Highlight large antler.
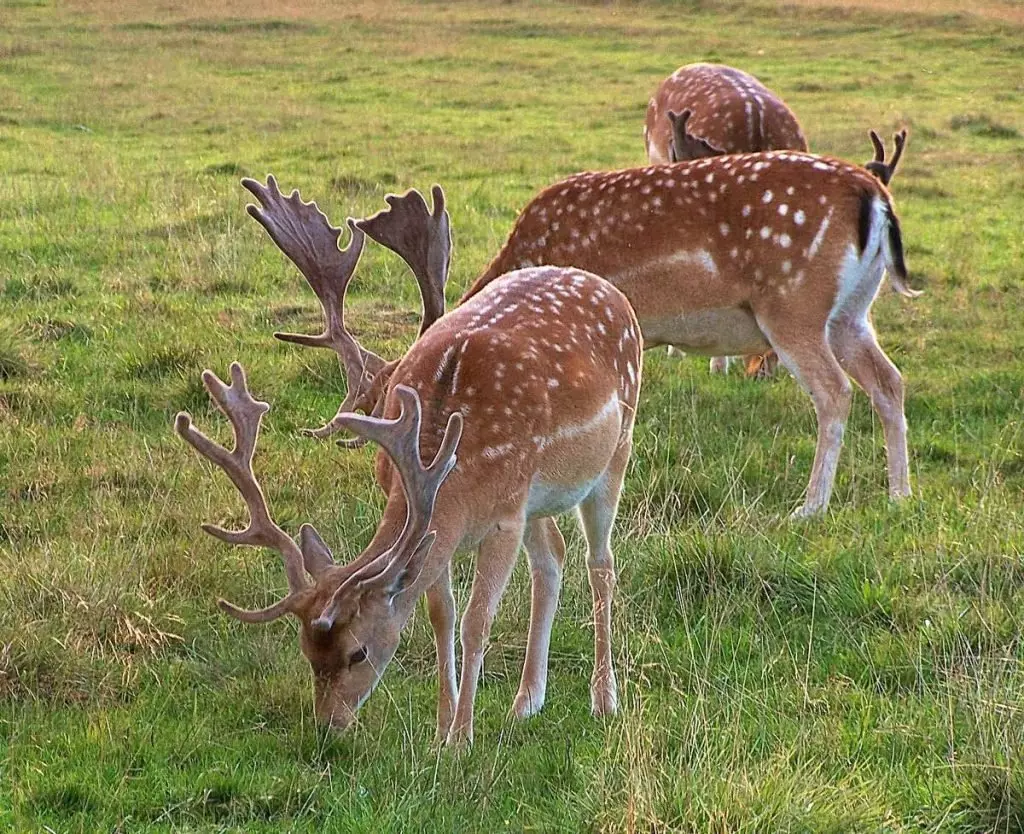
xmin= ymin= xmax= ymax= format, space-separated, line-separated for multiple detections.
xmin=865 ymin=129 xmax=907 ymax=186
xmin=241 ymin=176 xmax=388 ymax=439
xmin=667 ymin=109 xmax=725 ymax=163
xmin=312 ymin=385 xmax=463 ymax=629
xmin=174 ymin=362 xmax=334 ymax=623
xmin=356 ymin=185 xmax=452 ymax=336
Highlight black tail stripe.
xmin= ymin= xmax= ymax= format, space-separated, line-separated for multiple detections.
xmin=857 ymin=189 xmax=873 ymax=255
xmin=886 ymin=202 xmax=909 ymax=280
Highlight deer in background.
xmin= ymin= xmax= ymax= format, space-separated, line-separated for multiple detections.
xmin=176 ymin=177 xmax=643 ymax=746
xmin=645 ymin=63 xmax=808 ymax=165
xmin=645 ymin=63 xmax=809 ymax=379
xmin=464 ymin=151 xmax=919 ymax=519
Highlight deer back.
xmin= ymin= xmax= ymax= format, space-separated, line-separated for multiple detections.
xmin=378 ymin=266 xmax=641 ymax=530
xmin=467 ymin=153 xmax=898 ymax=331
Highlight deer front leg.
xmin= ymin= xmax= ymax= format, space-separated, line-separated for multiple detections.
xmin=447 ymin=519 xmax=524 ymax=747
xmin=577 ymin=440 xmax=630 ymax=717
xmin=512 ymin=517 xmax=566 ymax=720
xmin=424 ymin=564 xmax=458 ymax=744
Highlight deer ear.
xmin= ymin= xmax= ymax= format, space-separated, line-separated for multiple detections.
xmin=299 ymin=523 xmax=334 ymax=577
xmin=383 ymin=531 xmax=438 ymax=603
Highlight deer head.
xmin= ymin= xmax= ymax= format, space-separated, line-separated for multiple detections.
xmin=175 ymin=362 xmax=461 ymax=730
xmin=667 ymin=109 xmax=726 ymax=162
xmin=864 ymin=129 xmax=907 ymax=186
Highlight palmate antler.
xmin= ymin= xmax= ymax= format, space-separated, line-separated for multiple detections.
xmin=242 ymin=177 xmax=454 ymax=445
xmin=356 ymin=185 xmax=452 ymax=336
xmin=241 ymin=176 xmax=387 ymax=443
xmin=865 ymin=129 xmax=908 ymax=186
xmin=311 ymin=385 xmax=463 ymax=630
xmin=174 ymin=362 xmax=334 ymax=623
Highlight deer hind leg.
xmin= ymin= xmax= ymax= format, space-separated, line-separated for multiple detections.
xmin=424 ymin=564 xmax=459 ymax=743
xmin=744 ymin=349 xmax=779 ymax=380
xmin=761 ymin=322 xmax=853 ymax=518
xmin=709 ymin=355 xmax=731 ymax=374
xmin=577 ymin=439 xmax=631 ymax=717
xmin=828 ymin=319 xmax=911 ymax=501
xmin=447 ymin=518 xmax=525 ymax=747
xmin=512 ymin=517 xmax=566 ymax=720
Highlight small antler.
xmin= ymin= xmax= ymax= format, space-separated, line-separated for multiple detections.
xmin=312 ymin=385 xmax=462 ymax=629
xmin=356 ymin=185 xmax=452 ymax=336
xmin=864 ymin=129 xmax=907 ymax=186
xmin=668 ymin=109 xmax=726 ymax=163
xmin=241 ymin=176 xmax=388 ymax=437
xmin=174 ymin=362 xmax=333 ymax=622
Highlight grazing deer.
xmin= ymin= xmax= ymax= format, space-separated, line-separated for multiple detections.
xmin=463 ymin=151 xmax=919 ymax=518
xmin=645 ymin=63 xmax=808 ymax=379
xmin=645 ymin=63 xmax=808 ymax=165
xmin=176 ymin=178 xmax=642 ymax=746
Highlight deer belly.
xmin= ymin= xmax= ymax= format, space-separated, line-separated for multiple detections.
xmin=525 ymin=399 xmax=622 ymax=517
xmin=642 ymin=307 xmax=770 ymax=355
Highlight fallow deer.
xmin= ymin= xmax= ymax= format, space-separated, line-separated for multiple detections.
xmin=176 ymin=178 xmax=643 ymax=746
xmin=463 ymin=152 xmax=919 ymax=518
xmin=644 ymin=63 xmax=808 ymax=165
xmin=645 ymin=63 xmax=808 ymax=378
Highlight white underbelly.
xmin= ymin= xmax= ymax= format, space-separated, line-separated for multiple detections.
xmin=642 ymin=307 xmax=770 ymax=355
xmin=525 ymin=476 xmax=601 ymax=518
xmin=523 ymin=394 xmax=622 ymax=518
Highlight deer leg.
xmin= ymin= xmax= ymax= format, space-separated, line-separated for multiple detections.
xmin=709 ymin=355 xmax=731 ymax=374
xmin=829 ymin=319 xmax=911 ymax=501
xmin=447 ymin=519 xmax=524 ymax=747
xmin=763 ymin=326 xmax=852 ymax=518
xmin=512 ymin=517 xmax=566 ymax=720
xmin=577 ymin=440 xmax=630 ymax=717
xmin=424 ymin=564 xmax=458 ymax=743
xmin=744 ymin=349 xmax=779 ymax=380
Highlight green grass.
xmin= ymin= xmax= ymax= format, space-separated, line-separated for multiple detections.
xmin=2 ymin=0 xmax=1023 ymax=830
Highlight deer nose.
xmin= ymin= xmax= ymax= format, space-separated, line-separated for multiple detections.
xmin=319 ymin=704 xmax=356 ymax=732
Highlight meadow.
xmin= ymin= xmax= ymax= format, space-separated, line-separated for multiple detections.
xmin=1 ymin=0 xmax=1023 ymax=830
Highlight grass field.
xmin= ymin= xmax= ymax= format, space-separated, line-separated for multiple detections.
xmin=2 ymin=0 xmax=1023 ymax=830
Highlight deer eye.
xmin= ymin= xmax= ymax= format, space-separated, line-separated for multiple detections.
xmin=348 ymin=646 xmax=368 ymax=666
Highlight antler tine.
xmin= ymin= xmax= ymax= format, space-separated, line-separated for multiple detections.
xmin=888 ymin=129 xmax=908 ymax=181
xmin=174 ymin=362 xmax=310 ymax=599
xmin=241 ymin=176 xmax=388 ymax=429
xmin=355 ymin=186 xmax=452 ymax=336
xmin=869 ymin=129 xmax=886 ymax=163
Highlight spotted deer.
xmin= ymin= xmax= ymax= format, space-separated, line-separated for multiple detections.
xmin=175 ymin=178 xmax=642 ymax=746
xmin=463 ymin=152 xmax=919 ymax=518
xmin=644 ymin=63 xmax=808 ymax=165
xmin=645 ymin=63 xmax=808 ymax=379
